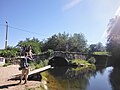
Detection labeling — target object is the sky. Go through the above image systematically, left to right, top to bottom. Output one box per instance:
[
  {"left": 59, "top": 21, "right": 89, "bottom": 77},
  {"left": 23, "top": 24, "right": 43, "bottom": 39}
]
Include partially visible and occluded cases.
[{"left": 0, "top": 0, "right": 120, "bottom": 49}]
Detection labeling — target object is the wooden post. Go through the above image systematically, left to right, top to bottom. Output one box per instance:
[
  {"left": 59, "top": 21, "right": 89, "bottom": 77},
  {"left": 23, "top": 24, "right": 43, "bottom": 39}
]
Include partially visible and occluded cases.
[{"left": 5, "top": 21, "right": 8, "bottom": 49}]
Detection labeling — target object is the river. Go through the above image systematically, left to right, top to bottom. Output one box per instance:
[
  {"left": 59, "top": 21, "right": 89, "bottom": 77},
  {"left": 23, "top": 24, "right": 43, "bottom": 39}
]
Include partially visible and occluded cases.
[{"left": 46, "top": 65, "right": 120, "bottom": 90}]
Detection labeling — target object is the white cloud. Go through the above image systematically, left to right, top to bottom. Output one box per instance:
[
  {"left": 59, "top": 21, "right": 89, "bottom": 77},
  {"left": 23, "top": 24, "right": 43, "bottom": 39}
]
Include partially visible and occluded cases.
[{"left": 63, "top": 0, "right": 82, "bottom": 11}]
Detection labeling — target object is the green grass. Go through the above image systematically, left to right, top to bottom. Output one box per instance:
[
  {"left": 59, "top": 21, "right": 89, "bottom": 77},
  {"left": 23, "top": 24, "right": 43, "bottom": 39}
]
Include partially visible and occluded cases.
[
  {"left": 93, "top": 52, "right": 110, "bottom": 55},
  {"left": 70, "top": 59, "right": 96, "bottom": 71},
  {"left": 71, "top": 59, "right": 91, "bottom": 65},
  {"left": 30, "top": 60, "right": 48, "bottom": 70}
]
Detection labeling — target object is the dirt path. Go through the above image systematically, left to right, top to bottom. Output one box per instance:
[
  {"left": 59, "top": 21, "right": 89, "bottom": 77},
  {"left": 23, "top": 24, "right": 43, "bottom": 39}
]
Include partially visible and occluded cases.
[{"left": 0, "top": 65, "right": 41, "bottom": 90}]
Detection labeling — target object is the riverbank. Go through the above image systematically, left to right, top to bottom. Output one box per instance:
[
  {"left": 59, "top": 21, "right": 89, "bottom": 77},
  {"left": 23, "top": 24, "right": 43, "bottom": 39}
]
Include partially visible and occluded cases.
[
  {"left": 0, "top": 59, "right": 95, "bottom": 90},
  {"left": 0, "top": 65, "right": 44, "bottom": 90}
]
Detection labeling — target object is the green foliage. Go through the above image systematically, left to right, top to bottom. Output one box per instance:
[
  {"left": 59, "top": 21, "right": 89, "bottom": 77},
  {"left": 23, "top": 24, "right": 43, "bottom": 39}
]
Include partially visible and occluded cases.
[
  {"left": 41, "top": 32, "right": 87, "bottom": 52},
  {"left": 41, "top": 32, "right": 69, "bottom": 51},
  {"left": 68, "top": 33, "right": 87, "bottom": 52},
  {"left": 17, "top": 37, "right": 41, "bottom": 54},
  {"left": 89, "top": 42, "right": 106, "bottom": 53},
  {"left": 89, "top": 44, "right": 97, "bottom": 53},
  {"left": 0, "top": 47, "right": 18, "bottom": 57},
  {"left": 93, "top": 52, "right": 110, "bottom": 55},
  {"left": 70, "top": 59, "right": 96, "bottom": 72},
  {"left": 71, "top": 59, "right": 91, "bottom": 65},
  {"left": 30, "top": 60, "right": 48, "bottom": 70},
  {"left": 30, "top": 62, "right": 43, "bottom": 69}
]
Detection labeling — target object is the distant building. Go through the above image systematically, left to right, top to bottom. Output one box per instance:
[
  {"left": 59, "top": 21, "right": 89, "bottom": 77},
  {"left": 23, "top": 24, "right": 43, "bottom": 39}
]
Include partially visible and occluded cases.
[{"left": 0, "top": 57, "right": 5, "bottom": 66}]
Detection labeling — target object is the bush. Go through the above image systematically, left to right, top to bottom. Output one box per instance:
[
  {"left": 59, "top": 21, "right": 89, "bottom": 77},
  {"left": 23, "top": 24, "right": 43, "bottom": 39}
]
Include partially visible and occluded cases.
[
  {"left": 0, "top": 48, "right": 18, "bottom": 58},
  {"left": 30, "top": 60, "right": 48, "bottom": 70}
]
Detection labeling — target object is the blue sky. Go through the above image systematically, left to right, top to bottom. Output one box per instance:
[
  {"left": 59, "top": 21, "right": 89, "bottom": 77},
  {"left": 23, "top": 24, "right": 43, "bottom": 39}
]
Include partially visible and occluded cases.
[{"left": 0, "top": 0, "right": 120, "bottom": 49}]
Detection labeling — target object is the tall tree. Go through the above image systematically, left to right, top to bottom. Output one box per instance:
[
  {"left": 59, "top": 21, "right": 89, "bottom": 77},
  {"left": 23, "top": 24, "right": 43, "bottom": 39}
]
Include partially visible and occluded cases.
[
  {"left": 41, "top": 32, "right": 87, "bottom": 52},
  {"left": 41, "top": 32, "right": 69, "bottom": 51},
  {"left": 68, "top": 33, "right": 87, "bottom": 52},
  {"left": 89, "top": 44, "right": 97, "bottom": 52}
]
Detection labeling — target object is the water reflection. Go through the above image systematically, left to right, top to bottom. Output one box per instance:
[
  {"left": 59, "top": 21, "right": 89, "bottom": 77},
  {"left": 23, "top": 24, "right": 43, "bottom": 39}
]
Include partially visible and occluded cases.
[
  {"left": 46, "top": 56, "right": 120, "bottom": 90},
  {"left": 47, "top": 65, "right": 120, "bottom": 90},
  {"left": 48, "top": 66, "right": 96, "bottom": 90},
  {"left": 49, "top": 66, "right": 68, "bottom": 77},
  {"left": 109, "top": 67, "right": 120, "bottom": 90}
]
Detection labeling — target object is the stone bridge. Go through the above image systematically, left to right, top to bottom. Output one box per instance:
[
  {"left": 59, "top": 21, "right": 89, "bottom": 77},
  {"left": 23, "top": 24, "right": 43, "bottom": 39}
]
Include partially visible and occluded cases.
[{"left": 33, "top": 51, "right": 87, "bottom": 66}]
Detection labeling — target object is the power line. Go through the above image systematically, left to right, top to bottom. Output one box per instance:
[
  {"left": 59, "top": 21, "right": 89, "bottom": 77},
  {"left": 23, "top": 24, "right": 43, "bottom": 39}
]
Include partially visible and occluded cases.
[
  {"left": 0, "top": 24, "right": 47, "bottom": 37},
  {"left": 9, "top": 26, "right": 47, "bottom": 36}
]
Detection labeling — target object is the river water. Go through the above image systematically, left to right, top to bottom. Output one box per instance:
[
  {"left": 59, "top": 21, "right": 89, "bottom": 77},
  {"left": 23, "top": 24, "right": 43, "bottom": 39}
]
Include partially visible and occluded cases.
[{"left": 47, "top": 65, "right": 120, "bottom": 90}]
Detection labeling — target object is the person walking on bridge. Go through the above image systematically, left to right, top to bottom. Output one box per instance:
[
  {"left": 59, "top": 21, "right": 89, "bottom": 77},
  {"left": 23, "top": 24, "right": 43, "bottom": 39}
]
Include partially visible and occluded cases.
[{"left": 19, "top": 52, "right": 32, "bottom": 84}]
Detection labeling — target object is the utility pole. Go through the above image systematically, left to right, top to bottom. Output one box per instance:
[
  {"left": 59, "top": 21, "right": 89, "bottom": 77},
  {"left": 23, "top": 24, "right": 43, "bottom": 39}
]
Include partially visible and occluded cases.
[{"left": 5, "top": 21, "right": 8, "bottom": 49}]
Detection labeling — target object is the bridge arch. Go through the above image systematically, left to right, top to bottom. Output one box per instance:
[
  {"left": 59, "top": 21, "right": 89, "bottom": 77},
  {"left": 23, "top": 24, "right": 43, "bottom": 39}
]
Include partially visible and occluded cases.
[{"left": 48, "top": 56, "right": 69, "bottom": 67}]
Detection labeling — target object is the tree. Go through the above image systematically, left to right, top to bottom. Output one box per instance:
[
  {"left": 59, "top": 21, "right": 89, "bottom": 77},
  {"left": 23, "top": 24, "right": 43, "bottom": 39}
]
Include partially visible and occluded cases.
[
  {"left": 107, "top": 16, "right": 120, "bottom": 58},
  {"left": 41, "top": 32, "right": 87, "bottom": 52},
  {"left": 41, "top": 32, "right": 69, "bottom": 51},
  {"left": 68, "top": 33, "right": 87, "bottom": 52},
  {"left": 17, "top": 37, "right": 41, "bottom": 54},
  {"left": 89, "top": 42, "right": 105, "bottom": 54},
  {"left": 96, "top": 42, "right": 105, "bottom": 52},
  {"left": 89, "top": 44, "right": 97, "bottom": 53},
  {"left": 0, "top": 46, "right": 19, "bottom": 57}
]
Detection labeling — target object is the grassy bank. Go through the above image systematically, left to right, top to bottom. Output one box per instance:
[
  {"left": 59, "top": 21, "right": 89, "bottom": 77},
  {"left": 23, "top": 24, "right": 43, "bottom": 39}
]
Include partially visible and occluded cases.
[
  {"left": 93, "top": 52, "right": 110, "bottom": 56},
  {"left": 70, "top": 59, "right": 96, "bottom": 70},
  {"left": 71, "top": 59, "right": 92, "bottom": 65},
  {"left": 30, "top": 60, "right": 48, "bottom": 70}
]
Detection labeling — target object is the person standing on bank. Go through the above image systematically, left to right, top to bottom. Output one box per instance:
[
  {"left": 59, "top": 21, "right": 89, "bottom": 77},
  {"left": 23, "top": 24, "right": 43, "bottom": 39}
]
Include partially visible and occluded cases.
[{"left": 19, "top": 52, "right": 32, "bottom": 84}]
